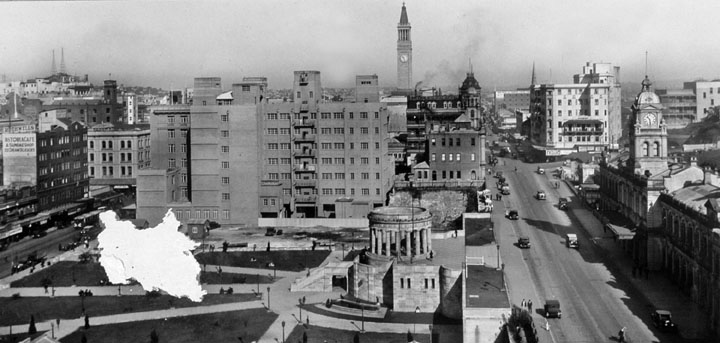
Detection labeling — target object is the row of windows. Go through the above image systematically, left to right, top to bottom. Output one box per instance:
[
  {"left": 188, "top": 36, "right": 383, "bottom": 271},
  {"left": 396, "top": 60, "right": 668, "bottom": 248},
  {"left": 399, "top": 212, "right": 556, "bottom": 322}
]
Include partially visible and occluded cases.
[
  {"left": 555, "top": 98, "right": 606, "bottom": 106},
  {"left": 555, "top": 109, "right": 607, "bottom": 117},
  {"left": 267, "top": 112, "right": 380, "bottom": 120},
  {"left": 166, "top": 116, "right": 189, "bottom": 124},
  {"left": 318, "top": 127, "right": 379, "bottom": 135},
  {"left": 266, "top": 128, "right": 291, "bottom": 135},
  {"left": 166, "top": 129, "right": 189, "bottom": 139},
  {"left": 39, "top": 134, "right": 86, "bottom": 147},
  {"left": 557, "top": 136, "right": 604, "bottom": 142},
  {"left": 430, "top": 137, "right": 476, "bottom": 147},
  {"left": 89, "top": 140, "right": 134, "bottom": 150},
  {"left": 89, "top": 152, "right": 134, "bottom": 163},
  {"left": 430, "top": 153, "right": 475, "bottom": 162},
  {"left": 320, "top": 157, "right": 380, "bottom": 165},
  {"left": 167, "top": 158, "right": 188, "bottom": 168},
  {"left": 38, "top": 162, "right": 85, "bottom": 176},
  {"left": 89, "top": 165, "right": 133, "bottom": 177},
  {"left": 38, "top": 172, "right": 87, "bottom": 189},
  {"left": 320, "top": 172, "right": 381, "bottom": 180},
  {"left": 39, "top": 186, "right": 87, "bottom": 206},
  {"left": 318, "top": 188, "right": 377, "bottom": 196},
  {"left": 262, "top": 198, "right": 277, "bottom": 206},
  {"left": 173, "top": 209, "right": 229, "bottom": 220},
  {"left": 399, "top": 277, "right": 436, "bottom": 289}
]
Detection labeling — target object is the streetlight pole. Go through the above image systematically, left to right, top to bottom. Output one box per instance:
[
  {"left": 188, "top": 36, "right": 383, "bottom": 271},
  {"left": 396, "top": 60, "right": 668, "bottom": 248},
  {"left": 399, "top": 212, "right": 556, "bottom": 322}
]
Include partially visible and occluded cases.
[
  {"left": 257, "top": 273, "right": 260, "bottom": 295},
  {"left": 267, "top": 287, "right": 271, "bottom": 310},
  {"left": 299, "top": 298, "right": 303, "bottom": 322},
  {"left": 361, "top": 306, "right": 365, "bottom": 332},
  {"left": 414, "top": 306, "right": 420, "bottom": 335},
  {"left": 281, "top": 321, "right": 285, "bottom": 343}
]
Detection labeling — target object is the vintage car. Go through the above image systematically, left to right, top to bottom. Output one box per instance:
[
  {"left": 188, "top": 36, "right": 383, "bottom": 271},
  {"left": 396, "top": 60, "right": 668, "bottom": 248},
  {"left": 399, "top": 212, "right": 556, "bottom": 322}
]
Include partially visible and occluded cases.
[
  {"left": 537, "top": 167, "right": 545, "bottom": 175},
  {"left": 536, "top": 190, "right": 546, "bottom": 200},
  {"left": 559, "top": 197, "right": 569, "bottom": 210},
  {"left": 506, "top": 209, "right": 519, "bottom": 220},
  {"left": 566, "top": 233, "right": 579, "bottom": 249},
  {"left": 518, "top": 236, "right": 531, "bottom": 249},
  {"left": 544, "top": 299, "right": 562, "bottom": 318},
  {"left": 651, "top": 309, "right": 677, "bottom": 332}
]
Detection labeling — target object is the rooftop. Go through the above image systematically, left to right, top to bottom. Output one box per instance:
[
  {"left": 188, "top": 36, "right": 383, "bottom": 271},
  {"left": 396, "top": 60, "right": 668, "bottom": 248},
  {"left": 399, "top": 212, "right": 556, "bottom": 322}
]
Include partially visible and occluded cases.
[
  {"left": 465, "top": 217, "right": 495, "bottom": 246},
  {"left": 465, "top": 264, "right": 510, "bottom": 308}
]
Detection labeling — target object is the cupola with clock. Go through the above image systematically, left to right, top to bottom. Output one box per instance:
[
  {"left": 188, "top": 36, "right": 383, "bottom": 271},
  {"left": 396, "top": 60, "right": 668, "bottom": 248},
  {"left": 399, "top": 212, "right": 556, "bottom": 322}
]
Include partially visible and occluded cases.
[
  {"left": 397, "top": 2, "right": 412, "bottom": 90},
  {"left": 627, "top": 75, "right": 668, "bottom": 176}
]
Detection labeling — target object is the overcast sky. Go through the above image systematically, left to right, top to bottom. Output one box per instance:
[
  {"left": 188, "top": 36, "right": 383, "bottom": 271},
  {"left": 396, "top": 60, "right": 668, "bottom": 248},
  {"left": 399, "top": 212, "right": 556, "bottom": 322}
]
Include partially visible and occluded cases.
[{"left": 2, "top": 0, "right": 720, "bottom": 90}]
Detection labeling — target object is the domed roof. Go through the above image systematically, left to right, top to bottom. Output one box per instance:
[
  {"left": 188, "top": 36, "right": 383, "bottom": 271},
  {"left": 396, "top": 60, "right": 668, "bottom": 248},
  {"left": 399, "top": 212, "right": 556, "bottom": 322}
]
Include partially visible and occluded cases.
[
  {"left": 460, "top": 72, "right": 480, "bottom": 93},
  {"left": 636, "top": 75, "right": 660, "bottom": 105}
]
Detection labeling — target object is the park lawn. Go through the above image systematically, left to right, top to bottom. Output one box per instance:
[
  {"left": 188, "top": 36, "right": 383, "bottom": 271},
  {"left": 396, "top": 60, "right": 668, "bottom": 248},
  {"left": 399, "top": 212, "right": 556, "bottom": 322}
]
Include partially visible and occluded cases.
[
  {"left": 195, "top": 250, "right": 330, "bottom": 272},
  {"left": 10, "top": 261, "right": 134, "bottom": 288},
  {"left": 199, "top": 271, "right": 275, "bottom": 284},
  {"left": 0, "top": 293, "right": 257, "bottom": 326},
  {"left": 59, "top": 308, "right": 277, "bottom": 343},
  {"left": 285, "top": 324, "right": 430, "bottom": 343}
]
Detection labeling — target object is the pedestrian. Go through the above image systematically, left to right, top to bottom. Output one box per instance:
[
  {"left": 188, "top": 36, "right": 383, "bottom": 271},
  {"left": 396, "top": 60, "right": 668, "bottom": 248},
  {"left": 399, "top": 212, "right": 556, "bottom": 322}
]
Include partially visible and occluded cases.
[
  {"left": 44, "top": 285, "right": 49, "bottom": 294},
  {"left": 118, "top": 285, "right": 121, "bottom": 296},
  {"left": 52, "top": 287, "right": 55, "bottom": 297},
  {"left": 521, "top": 299, "right": 526, "bottom": 308},
  {"left": 528, "top": 299, "right": 533, "bottom": 313},
  {"left": 56, "top": 318, "right": 60, "bottom": 329}
]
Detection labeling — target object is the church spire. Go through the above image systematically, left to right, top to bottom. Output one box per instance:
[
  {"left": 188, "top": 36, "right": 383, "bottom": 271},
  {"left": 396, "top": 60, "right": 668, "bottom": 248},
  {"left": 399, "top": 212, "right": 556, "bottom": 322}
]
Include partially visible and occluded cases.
[
  {"left": 51, "top": 49, "right": 57, "bottom": 75},
  {"left": 469, "top": 58, "right": 473, "bottom": 74},
  {"left": 531, "top": 61, "right": 537, "bottom": 85}
]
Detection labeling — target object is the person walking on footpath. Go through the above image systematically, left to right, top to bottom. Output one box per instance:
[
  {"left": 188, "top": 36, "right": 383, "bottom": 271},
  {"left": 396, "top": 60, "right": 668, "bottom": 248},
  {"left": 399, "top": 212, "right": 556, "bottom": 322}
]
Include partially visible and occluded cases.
[
  {"left": 521, "top": 299, "right": 526, "bottom": 308},
  {"left": 528, "top": 299, "right": 533, "bottom": 313},
  {"left": 56, "top": 318, "right": 60, "bottom": 329}
]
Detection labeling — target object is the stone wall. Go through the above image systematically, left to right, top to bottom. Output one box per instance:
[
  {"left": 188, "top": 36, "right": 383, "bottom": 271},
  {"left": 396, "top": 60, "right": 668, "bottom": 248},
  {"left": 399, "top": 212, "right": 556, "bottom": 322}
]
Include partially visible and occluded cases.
[
  {"left": 389, "top": 189, "right": 478, "bottom": 230},
  {"left": 393, "top": 264, "right": 441, "bottom": 312}
]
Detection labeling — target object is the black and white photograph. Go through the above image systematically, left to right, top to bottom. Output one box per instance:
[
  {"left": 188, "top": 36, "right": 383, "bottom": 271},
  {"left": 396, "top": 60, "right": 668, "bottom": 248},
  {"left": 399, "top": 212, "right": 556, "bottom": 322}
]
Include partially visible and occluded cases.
[{"left": 0, "top": 1, "right": 719, "bottom": 342}]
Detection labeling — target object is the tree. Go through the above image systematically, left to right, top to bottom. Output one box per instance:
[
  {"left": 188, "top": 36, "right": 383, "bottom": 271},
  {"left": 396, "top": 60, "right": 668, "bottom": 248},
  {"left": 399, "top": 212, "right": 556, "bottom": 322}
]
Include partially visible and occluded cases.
[
  {"left": 222, "top": 241, "right": 229, "bottom": 253},
  {"left": 28, "top": 315, "right": 37, "bottom": 334},
  {"left": 150, "top": 329, "right": 159, "bottom": 343},
  {"left": 406, "top": 329, "right": 413, "bottom": 342},
  {"left": 302, "top": 331, "right": 307, "bottom": 343},
  {"left": 353, "top": 332, "right": 360, "bottom": 343}
]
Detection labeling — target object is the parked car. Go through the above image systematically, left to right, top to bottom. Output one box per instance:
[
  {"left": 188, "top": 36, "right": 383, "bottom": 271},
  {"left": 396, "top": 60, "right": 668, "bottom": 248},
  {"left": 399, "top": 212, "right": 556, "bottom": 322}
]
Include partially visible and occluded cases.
[
  {"left": 537, "top": 167, "right": 545, "bottom": 175},
  {"left": 536, "top": 190, "right": 546, "bottom": 200},
  {"left": 506, "top": 209, "right": 519, "bottom": 220},
  {"left": 265, "top": 227, "right": 277, "bottom": 236},
  {"left": 275, "top": 229, "right": 283, "bottom": 236},
  {"left": 32, "top": 231, "right": 47, "bottom": 239},
  {"left": 566, "top": 233, "right": 579, "bottom": 249},
  {"left": 518, "top": 236, "right": 531, "bottom": 249},
  {"left": 544, "top": 299, "right": 562, "bottom": 318},
  {"left": 651, "top": 309, "right": 677, "bottom": 332}
]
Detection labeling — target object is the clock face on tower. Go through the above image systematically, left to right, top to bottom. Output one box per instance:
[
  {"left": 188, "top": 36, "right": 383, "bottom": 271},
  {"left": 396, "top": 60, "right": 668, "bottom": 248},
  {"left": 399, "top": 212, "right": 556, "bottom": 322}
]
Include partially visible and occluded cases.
[
  {"left": 400, "top": 54, "right": 408, "bottom": 63},
  {"left": 643, "top": 113, "right": 656, "bottom": 125}
]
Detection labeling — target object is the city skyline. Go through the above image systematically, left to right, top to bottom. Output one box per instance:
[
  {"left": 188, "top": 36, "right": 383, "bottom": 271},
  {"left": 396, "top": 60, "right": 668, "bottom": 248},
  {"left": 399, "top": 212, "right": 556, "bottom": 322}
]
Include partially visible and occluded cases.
[{"left": 3, "top": 0, "right": 720, "bottom": 90}]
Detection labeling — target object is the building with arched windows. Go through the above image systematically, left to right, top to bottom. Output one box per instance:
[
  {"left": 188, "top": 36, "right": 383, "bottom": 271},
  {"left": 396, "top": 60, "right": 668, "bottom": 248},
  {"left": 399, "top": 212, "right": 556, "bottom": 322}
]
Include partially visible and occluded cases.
[{"left": 596, "top": 75, "right": 706, "bottom": 272}]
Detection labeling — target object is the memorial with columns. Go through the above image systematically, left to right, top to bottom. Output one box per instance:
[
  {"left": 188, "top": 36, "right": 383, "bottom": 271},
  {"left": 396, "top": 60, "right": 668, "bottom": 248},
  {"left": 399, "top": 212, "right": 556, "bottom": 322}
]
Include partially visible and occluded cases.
[{"left": 367, "top": 206, "right": 433, "bottom": 259}]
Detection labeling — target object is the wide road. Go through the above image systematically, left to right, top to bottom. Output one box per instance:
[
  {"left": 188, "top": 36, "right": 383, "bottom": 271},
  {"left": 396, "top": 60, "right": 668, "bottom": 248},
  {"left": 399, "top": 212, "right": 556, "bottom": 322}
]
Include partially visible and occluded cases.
[
  {"left": 490, "top": 139, "right": 682, "bottom": 342},
  {"left": 0, "top": 225, "right": 79, "bottom": 279}
]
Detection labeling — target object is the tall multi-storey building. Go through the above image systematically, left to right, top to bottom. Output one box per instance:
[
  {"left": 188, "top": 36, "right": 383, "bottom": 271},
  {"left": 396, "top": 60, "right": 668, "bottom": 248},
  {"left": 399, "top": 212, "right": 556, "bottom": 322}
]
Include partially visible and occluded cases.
[
  {"left": 396, "top": 3, "right": 412, "bottom": 91},
  {"left": 529, "top": 62, "right": 622, "bottom": 159},
  {"left": 405, "top": 71, "right": 483, "bottom": 162},
  {"left": 137, "top": 72, "right": 393, "bottom": 226},
  {"left": 42, "top": 80, "right": 126, "bottom": 126},
  {"left": 657, "top": 80, "right": 720, "bottom": 128},
  {"left": 493, "top": 90, "right": 530, "bottom": 113},
  {"left": 36, "top": 116, "right": 88, "bottom": 212},
  {"left": 422, "top": 117, "right": 487, "bottom": 182},
  {"left": 87, "top": 124, "right": 150, "bottom": 195}
]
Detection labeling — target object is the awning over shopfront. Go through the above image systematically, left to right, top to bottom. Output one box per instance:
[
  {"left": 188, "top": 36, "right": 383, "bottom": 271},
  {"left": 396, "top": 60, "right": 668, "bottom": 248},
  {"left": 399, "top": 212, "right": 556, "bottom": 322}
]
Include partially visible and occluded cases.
[{"left": 606, "top": 223, "right": 635, "bottom": 240}]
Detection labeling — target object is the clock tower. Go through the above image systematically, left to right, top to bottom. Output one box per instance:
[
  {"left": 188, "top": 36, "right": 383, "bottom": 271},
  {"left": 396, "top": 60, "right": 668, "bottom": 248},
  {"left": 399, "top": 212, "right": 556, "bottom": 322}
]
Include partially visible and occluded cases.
[
  {"left": 397, "top": 2, "right": 412, "bottom": 90},
  {"left": 628, "top": 76, "right": 668, "bottom": 176}
]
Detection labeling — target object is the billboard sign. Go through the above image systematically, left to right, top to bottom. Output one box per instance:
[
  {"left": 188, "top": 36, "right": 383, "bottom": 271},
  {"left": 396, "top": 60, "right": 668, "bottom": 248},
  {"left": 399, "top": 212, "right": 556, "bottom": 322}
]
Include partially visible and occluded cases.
[{"left": 3, "top": 133, "right": 37, "bottom": 186}]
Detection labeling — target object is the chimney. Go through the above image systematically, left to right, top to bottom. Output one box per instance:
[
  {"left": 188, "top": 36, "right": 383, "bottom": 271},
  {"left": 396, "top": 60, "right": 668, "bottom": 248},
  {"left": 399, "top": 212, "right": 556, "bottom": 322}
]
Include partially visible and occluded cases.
[{"left": 704, "top": 167, "right": 719, "bottom": 186}]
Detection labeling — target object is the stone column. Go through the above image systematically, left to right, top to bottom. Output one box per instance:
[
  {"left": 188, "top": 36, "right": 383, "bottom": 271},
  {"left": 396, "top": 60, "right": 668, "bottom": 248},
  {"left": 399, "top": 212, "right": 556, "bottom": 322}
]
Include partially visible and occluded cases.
[
  {"left": 427, "top": 228, "right": 432, "bottom": 254},
  {"left": 370, "top": 229, "right": 375, "bottom": 254},
  {"left": 375, "top": 229, "right": 382, "bottom": 255},
  {"left": 414, "top": 229, "right": 421, "bottom": 255},
  {"left": 419, "top": 229, "right": 424, "bottom": 254},
  {"left": 384, "top": 230, "right": 391, "bottom": 256},
  {"left": 395, "top": 231, "right": 400, "bottom": 257},
  {"left": 405, "top": 231, "right": 411, "bottom": 257}
]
